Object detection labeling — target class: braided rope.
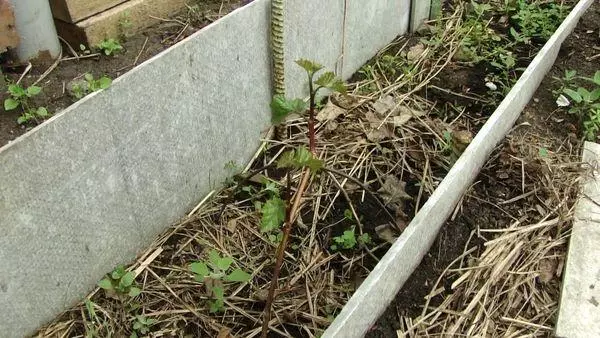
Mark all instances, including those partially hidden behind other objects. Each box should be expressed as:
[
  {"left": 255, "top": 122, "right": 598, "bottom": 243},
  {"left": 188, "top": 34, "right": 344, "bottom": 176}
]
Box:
[{"left": 271, "top": 0, "right": 285, "bottom": 96}]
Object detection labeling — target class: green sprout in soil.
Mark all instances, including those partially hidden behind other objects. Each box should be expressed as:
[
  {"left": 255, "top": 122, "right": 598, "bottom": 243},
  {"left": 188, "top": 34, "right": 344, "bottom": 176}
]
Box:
[
  {"left": 71, "top": 73, "right": 112, "bottom": 100},
  {"left": 130, "top": 315, "right": 156, "bottom": 338},
  {"left": 331, "top": 227, "right": 371, "bottom": 251},
  {"left": 119, "top": 12, "right": 133, "bottom": 40},
  {"left": 555, "top": 70, "right": 600, "bottom": 140},
  {"left": 189, "top": 250, "right": 251, "bottom": 313},
  {"left": 97, "top": 38, "right": 123, "bottom": 56},
  {"left": 3, "top": 83, "right": 50, "bottom": 124},
  {"left": 331, "top": 209, "right": 371, "bottom": 251},
  {"left": 97, "top": 265, "right": 141, "bottom": 299}
]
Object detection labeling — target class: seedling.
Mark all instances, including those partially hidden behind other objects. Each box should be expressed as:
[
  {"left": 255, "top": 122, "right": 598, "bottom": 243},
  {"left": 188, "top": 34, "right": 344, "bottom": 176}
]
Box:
[
  {"left": 97, "top": 38, "right": 123, "bottom": 56},
  {"left": 189, "top": 250, "right": 251, "bottom": 313},
  {"left": 130, "top": 315, "right": 156, "bottom": 338},
  {"left": 97, "top": 265, "right": 141, "bottom": 299},
  {"left": 71, "top": 73, "right": 112, "bottom": 100},
  {"left": 555, "top": 71, "right": 600, "bottom": 140},
  {"left": 119, "top": 12, "right": 133, "bottom": 40},
  {"left": 331, "top": 227, "right": 371, "bottom": 251},
  {"left": 552, "top": 69, "right": 577, "bottom": 96},
  {"left": 3, "top": 83, "right": 50, "bottom": 124}
]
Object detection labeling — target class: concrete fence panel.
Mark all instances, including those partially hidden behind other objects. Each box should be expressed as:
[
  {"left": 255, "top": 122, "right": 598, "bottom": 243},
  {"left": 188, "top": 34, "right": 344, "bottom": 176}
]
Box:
[{"left": 0, "top": 0, "right": 414, "bottom": 335}]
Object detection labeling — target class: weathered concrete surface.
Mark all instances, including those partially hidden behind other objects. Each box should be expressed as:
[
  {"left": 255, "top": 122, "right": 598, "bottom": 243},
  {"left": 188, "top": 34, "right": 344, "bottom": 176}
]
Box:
[
  {"left": 323, "top": 0, "right": 594, "bottom": 337},
  {"left": 0, "top": 0, "right": 422, "bottom": 336},
  {"left": 284, "top": 0, "right": 345, "bottom": 98},
  {"left": 410, "top": 0, "right": 431, "bottom": 32},
  {"left": 556, "top": 142, "right": 600, "bottom": 337},
  {"left": 0, "top": 0, "right": 271, "bottom": 335},
  {"left": 342, "top": 0, "right": 411, "bottom": 79}
]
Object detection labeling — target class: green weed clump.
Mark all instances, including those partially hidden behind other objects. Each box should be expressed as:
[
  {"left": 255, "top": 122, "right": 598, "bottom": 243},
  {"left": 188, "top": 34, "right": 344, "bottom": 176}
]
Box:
[
  {"left": 189, "top": 250, "right": 251, "bottom": 313},
  {"left": 3, "top": 83, "right": 50, "bottom": 124},
  {"left": 554, "top": 70, "right": 600, "bottom": 140}
]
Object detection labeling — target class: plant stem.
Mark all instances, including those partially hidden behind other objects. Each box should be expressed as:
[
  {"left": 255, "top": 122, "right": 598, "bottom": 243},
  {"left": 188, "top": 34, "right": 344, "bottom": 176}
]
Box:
[{"left": 261, "top": 168, "right": 311, "bottom": 338}]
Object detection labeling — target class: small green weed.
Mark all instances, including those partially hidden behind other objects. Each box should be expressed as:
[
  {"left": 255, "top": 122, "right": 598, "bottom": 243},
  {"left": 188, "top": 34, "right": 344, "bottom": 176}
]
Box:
[
  {"left": 97, "top": 265, "right": 141, "bottom": 299},
  {"left": 331, "top": 226, "right": 371, "bottom": 251},
  {"left": 71, "top": 73, "right": 112, "bottom": 99},
  {"left": 552, "top": 69, "right": 577, "bottom": 96},
  {"left": 83, "top": 299, "right": 100, "bottom": 338},
  {"left": 3, "top": 83, "right": 50, "bottom": 124},
  {"left": 130, "top": 315, "right": 156, "bottom": 338},
  {"left": 119, "top": 12, "right": 133, "bottom": 40},
  {"left": 555, "top": 70, "right": 600, "bottom": 140},
  {"left": 97, "top": 38, "right": 123, "bottom": 56},
  {"left": 507, "top": 0, "right": 568, "bottom": 41},
  {"left": 189, "top": 250, "right": 251, "bottom": 313}
]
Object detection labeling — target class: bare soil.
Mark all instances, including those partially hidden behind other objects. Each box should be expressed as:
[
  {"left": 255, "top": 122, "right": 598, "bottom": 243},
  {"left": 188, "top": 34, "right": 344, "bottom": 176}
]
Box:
[{"left": 0, "top": 0, "right": 244, "bottom": 147}]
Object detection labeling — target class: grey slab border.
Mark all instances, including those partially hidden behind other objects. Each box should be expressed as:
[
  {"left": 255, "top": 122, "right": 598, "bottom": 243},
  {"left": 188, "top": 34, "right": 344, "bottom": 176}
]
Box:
[
  {"left": 556, "top": 141, "right": 600, "bottom": 337},
  {"left": 323, "top": 0, "right": 594, "bottom": 337}
]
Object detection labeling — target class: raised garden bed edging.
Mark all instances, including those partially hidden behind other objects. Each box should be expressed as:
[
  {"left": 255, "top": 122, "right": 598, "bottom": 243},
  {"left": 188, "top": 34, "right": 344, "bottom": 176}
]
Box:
[
  {"left": 0, "top": 0, "right": 414, "bottom": 336},
  {"left": 0, "top": 2, "right": 272, "bottom": 335},
  {"left": 323, "top": 0, "right": 595, "bottom": 336}
]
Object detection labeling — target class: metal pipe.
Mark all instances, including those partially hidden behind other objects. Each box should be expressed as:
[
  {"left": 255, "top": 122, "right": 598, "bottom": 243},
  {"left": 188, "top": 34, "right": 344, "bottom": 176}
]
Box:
[{"left": 8, "top": 0, "right": 60, "bottom": 62}]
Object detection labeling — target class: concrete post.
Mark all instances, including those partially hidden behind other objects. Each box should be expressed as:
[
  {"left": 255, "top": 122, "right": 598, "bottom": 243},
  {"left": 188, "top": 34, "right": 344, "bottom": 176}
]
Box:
[{"left": 8, "top": 0, "right": 60, "bottom": 62}]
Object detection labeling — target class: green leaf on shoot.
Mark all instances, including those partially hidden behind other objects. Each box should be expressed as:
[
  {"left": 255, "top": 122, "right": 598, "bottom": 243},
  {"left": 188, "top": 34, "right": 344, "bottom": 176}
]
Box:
[
  {"left": 112, "top": 266, "right": 126, "bottom": 279},
  {"left": 190, "top": 261, "right": 210, "bottom": 279},
  {"left": 295, "top": 59, "right": 324, "bottom": 75},
  {"left": 4, "top": 98, "right": 19, "bottom": 111},
  {"left": 119, "top": 271, "right": 135, "bottom": 288},
  {"left": 271, "top": 95, "right": 307, "bottom": 124},
  {"left": 315, "top": 71, "right": 346, "bottom": 94},
  {"left": 225, "top": 268, "right": 251, "bottom": 282},
  {"left": 36, "top": 107, "right": 49, "bottom": 117},
  {"left": 260, "top": 196, "right": 286, "bottom": 233},
  {"left": 26, "top": 86, "right": 42, "bottom": 97},
  {"left": 128, "top": 286, "right": 141, "bottom": 297},
  {"left": 563, "top": 88, "right": 582, "bottom": 103},
  {"left": 97, "top": 278, "right": 114, "bottom": 290},
  {"left": 98, "top": 76, "right": 112, "bottom": 89},
  {"left": 8, "top": 84, "right": 25, "bottom": 98},
  {"left": 216, "top": 256, "right": 233, "bottom": 272},
  {"left": 277, "top": 147, "right": 323, "bottom": 171}
]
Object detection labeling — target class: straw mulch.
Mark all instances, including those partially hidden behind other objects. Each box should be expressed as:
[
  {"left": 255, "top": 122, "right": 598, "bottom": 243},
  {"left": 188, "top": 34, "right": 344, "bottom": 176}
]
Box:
[
  {"left": 397, "top": 128, "right": 584, "bottom": 337},
  {"left": 35, "top": 2, "right": 579, "bottom": 337}
]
